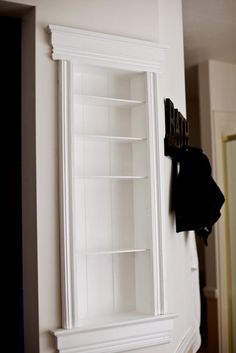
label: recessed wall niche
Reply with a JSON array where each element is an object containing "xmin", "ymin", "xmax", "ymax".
[{"xmin": 49, "ymin": 24, "xmax": 176, "ymax": 353}]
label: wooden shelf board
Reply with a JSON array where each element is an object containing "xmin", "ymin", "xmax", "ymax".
[
  {"xmin": 75, "ymin": 175, "xmax": 147, "ymax": 180},
  {"xmin": 75, "ymin": 94, "xmax": 144, "ymax": 107},
  {"xmin": 76, "ymin": 135, "xmax": 147, "ymax": 143},
  {"xmin": 86, "ymin": 248, "xmax": 150, "ymax": 256}
]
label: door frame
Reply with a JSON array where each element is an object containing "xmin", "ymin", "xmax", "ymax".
[
  {"xmin": 210, "ymin": 110, "xmax": 236, "ymax": 353},
  {"xmin": 0, "ymin": 3, "xmax": 38, "ymax": 352}
]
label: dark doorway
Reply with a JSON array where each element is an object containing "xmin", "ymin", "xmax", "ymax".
[{"xmin": 0, "ymin": 16, "xmax": 23, "ymax": 353}]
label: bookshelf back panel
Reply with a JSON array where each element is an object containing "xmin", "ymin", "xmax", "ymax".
[
  {"xmin": 74, "ymin": 104, "xmax": 147, "ymax": 138},
  {"xmin": 73, "ymin": 65, "xmax": 146, "ymax": 102},
  {"xmin": 74, "ymin": 139, "xmax": 147, "ymax": 176},
  {"xmin": 74, "ymin": 179, "xmax": 151, "ymax": 252},
  {"xmin": 77, "ymin": 252, "xmax": 153, "ymax": 321}
]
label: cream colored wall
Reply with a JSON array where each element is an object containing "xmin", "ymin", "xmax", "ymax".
[
  {"xmin": 209, "ymin": 61, "xmax": 236, "ymax": 112},
  {"xmin": 199, "ymin": 61, "xmax": 236, "ymax": 353},
  {"xmin": 198, "ymin": 61, "xmax": 236, "ymax": 288},
  {"xmin": 199, "ymin": 61, "xmax": 236, "ymax": 292},
  {"xmin": 2, "ymin": 0, "xmax": 200, "ymax": 352}
]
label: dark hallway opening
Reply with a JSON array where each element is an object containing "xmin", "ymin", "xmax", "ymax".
[{"xmin": 0, "ymin": 16, "xmax": 23, "ymax": 353}]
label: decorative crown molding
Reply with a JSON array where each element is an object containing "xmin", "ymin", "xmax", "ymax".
[{"xmin": 48, "ymin": 25, "xmax": 167, "ymax": 72}]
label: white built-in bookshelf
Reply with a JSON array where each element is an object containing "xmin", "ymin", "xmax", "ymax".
[
  {"xmin": 49, "ymin": 24, "xmax": 176, "ymax": 353},
  {"xmin": 72, "ymin": 65, "xmax": 154, "ymax": 326}
]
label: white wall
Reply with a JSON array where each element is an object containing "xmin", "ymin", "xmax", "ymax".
[
  {"xmin": 158, "ymin": 1, "xmax": 200, "ymax": 352},
  {"xmin": 2, "ymin": 0, "xmax": 200, "ymax": 352}
]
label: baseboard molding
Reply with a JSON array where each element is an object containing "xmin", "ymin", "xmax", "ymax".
[{"xmin": 174, "ymin": 326, "xmax": 201, "ymax": 353}]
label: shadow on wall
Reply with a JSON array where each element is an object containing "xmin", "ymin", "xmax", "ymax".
[{"xmin": 185, "ymin": 66, "xmax": 201, "ymax": 148}]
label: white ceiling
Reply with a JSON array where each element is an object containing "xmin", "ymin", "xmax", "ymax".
[{"xmin": 182, "ymin": 0, "xmax": 236, "ymax": 68}]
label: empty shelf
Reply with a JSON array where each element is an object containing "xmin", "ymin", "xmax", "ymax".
[
  {"xmin": 86, "ymin": 248, "xmax": 150, "ymax": 256},
  {"xmin": 75, "ymin": 94, "xmax": 144, "ymax": 107},
  {"xmin": 76, "ymin": 135, "xmax": 147, "ymax": 143},
  {"xmin": 75, "ymin": 175, "xmax": 147, "ymax": 180}
]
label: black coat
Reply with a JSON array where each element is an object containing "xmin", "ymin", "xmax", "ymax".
[{"xmin": 173, "ymin": 147, "xmax": 225, "ymax": 245}]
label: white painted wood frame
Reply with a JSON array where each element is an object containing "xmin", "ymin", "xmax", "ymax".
[{"xmin": 49, "ymin": 25, "xmax": 176, "ymax": 353}]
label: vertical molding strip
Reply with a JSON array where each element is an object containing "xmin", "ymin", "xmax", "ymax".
[
  {"xmin": 146, "ymin": 72, "xmax": 166, "ymax": 315},
  {"xmin": 58, "ymin": 60, "xmax": 75, "ymax": 329},
  {"xmin": 154, "ymin": 73, "xmax": 168, "ymax": 314}
]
